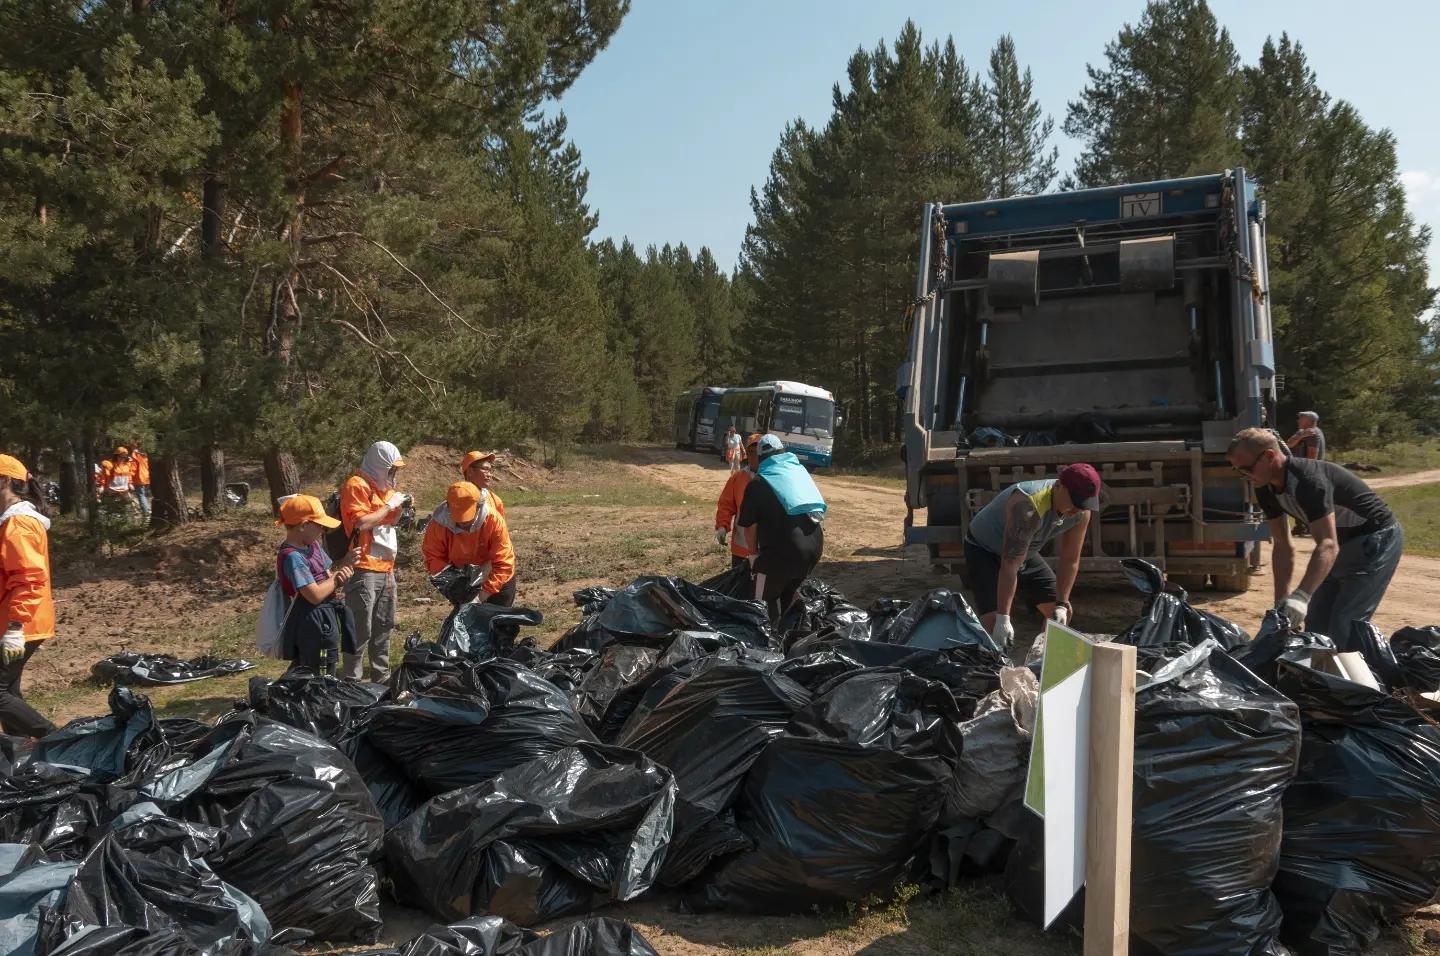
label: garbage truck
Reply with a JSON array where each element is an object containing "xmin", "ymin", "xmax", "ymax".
[{"xmin": 901, "ymin": 170, "xmax": 1276, "ymax": 591}]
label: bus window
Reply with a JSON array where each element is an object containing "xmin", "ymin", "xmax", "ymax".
[
  {"xmin": 699, "ymin": 394, "xmax": 721, "ymax": 422},
  {"xmin": 806, "ymin": 399, "xmax": 835, "ymax": 437},
  {"xmin": 772, "ymin": 394, "xmax": 805, "ymax": 435}
]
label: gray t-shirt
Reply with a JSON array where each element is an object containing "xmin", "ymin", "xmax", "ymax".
[
  {"xmin": 1291, "ymin": 427, "xmax": 1326, "ymax": 460},
  {"xmin": 965, "ymin": 479, "xmax": 1085, "ymax": 557}
]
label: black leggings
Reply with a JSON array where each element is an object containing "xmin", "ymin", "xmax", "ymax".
[{"xmin": 1, "ymin": 640, "xmax": 57, "ymax": 738}]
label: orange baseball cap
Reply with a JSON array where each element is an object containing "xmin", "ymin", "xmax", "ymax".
[
  {"xmin": 460, "ymin": 450, "xmax": 497, "ymax": 472},
  {"xmin": 447, "ymin": 481, "xmax": 482, "ymax": 524},
  {"xmin": 0, "ymin": 454, "xmax": 28, "ymax": 482},
  {"xmin": 276, "ymin": 494, "xmax": 341, "ymax": 529},
  {"xmin": 114, "ymin": 446, "xmax": 130, "ymax": 456},
  {"xmin": 746, "ymin": 433, "xmax": 763, "ymax": 448}
]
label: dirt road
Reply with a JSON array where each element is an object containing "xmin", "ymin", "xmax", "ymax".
[
  {"xmin": 626, "ymin": 448, "xmax": 1435, "ymax": 638},
  {"xmin": 1368, "ymin": 467, "xmax": 1440, "ymax": 490}
]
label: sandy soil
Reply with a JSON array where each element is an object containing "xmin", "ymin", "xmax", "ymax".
[{"xmin": 1369, "ymin": 468, "xmax": 1440, "ymax": 490}]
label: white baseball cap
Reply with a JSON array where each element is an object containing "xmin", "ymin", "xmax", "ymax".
[{"xmin": 757, "ymin": 434, "xmax": 784, "ymax": 456}]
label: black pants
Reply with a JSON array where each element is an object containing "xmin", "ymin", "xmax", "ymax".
[
  {"xmin": 963, "ymin": 538, "xmax": 1057, "ymax": 616},
  {"xmin": 484, "ymin": 576, "xmax": 517, "ymax": 607},
  {"xmin": 1, "ymin": 640, "xmax": 57, "ymax": 738},
  {"xmin": 731, "ymin": 554, "xmax": 750, "ymax": 569}
]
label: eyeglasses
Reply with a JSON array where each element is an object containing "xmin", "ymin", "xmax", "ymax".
[{"xmin": 1232, "ymin": 453, "xmax": 1265, "ymax": 476}]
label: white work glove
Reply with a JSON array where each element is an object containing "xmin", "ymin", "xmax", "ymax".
[
  {"xmin": 715, "ymin": 528, "xmax": 728, "ymax": 547},
  {"xmin": 1277, "ymin": 589, "xmax": 1310, "ymax": 630},
  {"xmin": 990, "ymin": 614, "xmax": 1015, "ymax": 652},
  {"xmin": 385, "ymin": 491, "xmax": 404, "ymax": 511},
  {"xmin": 1052, "ymin": 604, "xmax": 1071, "ymax": 626},
  {"xmin": 2, "ymin": 625, "xmax": 24, "ymax": 664}
]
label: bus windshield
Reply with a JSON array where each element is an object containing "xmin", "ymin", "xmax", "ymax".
[
  {"xmin": 698, "ymin": 394, "xmax": 721, "ymax": 421},
  {"xmin": 772, "ymin": 394, "xmax": 834, "ymax": 438}
]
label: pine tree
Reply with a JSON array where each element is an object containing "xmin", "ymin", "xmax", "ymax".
[
  {"xmin": 1065, "ymin": 0, "xmax": 1242, "ymax": 186},
  {"xmin": 978, "ymin": 35, "xmax": 1057, "ymax": 198}
]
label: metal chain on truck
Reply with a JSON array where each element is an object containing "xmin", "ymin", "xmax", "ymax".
[{"xmin": 901, "ymin": 206, "xmax": 950, "ymax": 331}]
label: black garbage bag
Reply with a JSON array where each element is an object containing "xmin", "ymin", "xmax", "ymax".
[
  {"xmin": 570, "ymin": 645, "xmax": 660, "ymax": 730},
  {"xmin": 615, "ymin": 662, "xmax": 811, "ymax": 885},
  {"xmin": 872, "ymin": 589, "xmax": 998, "ymax": 654},
  {"xmin": 0, "ymin": 764, "xmax": 113, "ymax": 861},
  {"xmin": 1233, "ymin": 611, "xmax": 1338, "ymax": 686},
  {"xmin": 429, "ymin": 564, "xmax": 486, "ymax": 607},
  {"xmin": 1390, "ymin": 626, "xmax": 1440, "ymax": 693},
  {"xmin": 572, "ymin": 585, "xmax": 616, "ymax": 615},
  {"xmin": 34, "ymin": 921, "xmax": 209, "ymax": 955},
  {"xmin": 29, "ymin": 687, "xmax": 170, "ymax": 783},
  {"xmin": 503, "ymin": 646, "xmax": 599, "ymax": 693},
  {"xmin": 698, "ymin": 563, "xmax": 752, "ymax": 599},
  {"xmin": 247, "ymin": 673, "xmax": 417, "ymax": 830},
  {"xmin": 594, "ymin": 635, "xmax": 781, "ymax": 744},
  {"xmin": 367, "ymin": 659, "xmax": 593, "ymax": 797},
  {"xmin": 147, "ymin": 715, "xmax": 385, "ymax": 944},
  {"xmin": 36, "ymin": 803, "xmax": 272, "ymax": 955},
  {"xmin": 1114, "ymin": 559, "xmax": 1250, "ymax": 652},
  {"xmin": 522, "ymin": 918, "xmax": 660, "ymax": 956},
  {"xmin": 91, "ymin": 654, "xmax": 255, "ymax": 688},
  {"xmin": 774, "ymin": 579, "xmax": 869, "ymax": 649},
  {"xmin": 0, "ymin": 854, "xmax": 79, "ymax": 956},
  {"xmin": 1128, "ymin": 642, "xmax": 1300, "ymax": 956},
  {"xmin": 691, "ymin": 668, "xmax": 963, "ymax": 912},
  {"xmin": 778, "ymin": 637, "xmax": 1003, "ymax": 719},
  {"xmin": 247, "ymin": 673, "xmax": 387, "ymax": 741},
  {"xmin": 373, "ymin": 915, "xmax": 660, "ymax": 956},
  {"xmin": 385, "ymin": 743, "xmax": 676, "ymax": 926},
  {"xmin": 390, "ymin": 638, "xmax": 470, "ymax": 696},
  {"xmin": 437, "ymin": 603, "xmax": 544, "ymax": 660},
  {"xmin": 952, "ymin": 668, "xmax": 1037, "ymax": 820},
  {"xmin": 553, "ymin": 576, "xmax": 775, "ymax": 652},
  {"xmin": 1006, "ymin": 642, "xmax": 1300, "ymax": 955},
  {"xmin": 1271, "ymin": 661, "xmax": 1440, "ymax": 956},
  {"xmin": 1343, "ymin": 621, "xmax": 1404, "ymax": 691}
]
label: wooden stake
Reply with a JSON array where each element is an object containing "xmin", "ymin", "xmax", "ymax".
[{"xmin": 1084, "ymin": 641, "xmax": 1136, "ymax": 956}]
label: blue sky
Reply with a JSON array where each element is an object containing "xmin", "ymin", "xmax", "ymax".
[{"xmin": 551, "ymin": 0, "xmax": 1440, "ymax": 280}]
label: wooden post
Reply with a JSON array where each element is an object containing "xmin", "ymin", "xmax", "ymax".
[{"xmin": 1084, "ymin": 641, "xmax": 1136, "ymax": 956}]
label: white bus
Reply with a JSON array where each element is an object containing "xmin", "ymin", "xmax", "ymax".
[
  {"xmin": 673, "ymin": 386, "xmax": 727, "ymax": 451},
  {"xmin": 716, "ymin": 380, "xmax": 838, "ymax": 468}
]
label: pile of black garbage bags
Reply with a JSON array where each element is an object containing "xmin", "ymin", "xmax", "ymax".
[
  {"xmin": 6, "ymin": 563, "xmax": 1440, "ymax": 956},
  {"xmin": 1005, "ymin": 558, "xmax": 1440, "ymax": 956}
]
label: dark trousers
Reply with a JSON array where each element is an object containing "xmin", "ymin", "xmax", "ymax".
[
  {"xmin": 1, "ymin": 640, "xmax": 57, "ymax": 738},
  {"xmin": 1307, "ymin": 524, "xmax": 1404, "ymax": 640},
  {"xmin": 731, "ymin": 554, "xmax": 750, "ymax": 569},
  {"xmin": 484, "ymin": 576, "xmax": 517, "ymax": 607}
]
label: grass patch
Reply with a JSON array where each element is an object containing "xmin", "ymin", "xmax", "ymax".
[
  {"xmin": 1334, "ymin": 440, "xmax": 1440, "ymax": 476},
  {"xmin": 502, "ymin": 477, "xmax": 691, "ymax": 509},
  {"xmin": 1382, "ymin": 483, "xmax": 1440, "ymax": 558}
]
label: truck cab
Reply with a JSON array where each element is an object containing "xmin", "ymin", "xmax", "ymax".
[{"xmin": 902, "ymin": 170, "xmax": 1276, "ymax": 590}]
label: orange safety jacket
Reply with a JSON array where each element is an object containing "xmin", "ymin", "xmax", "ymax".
[
  {"xmin": 421, "ymin": 493, "xmax": 515, "ymax": 596},
  {"xmin": 340, "ymin": 472, "xmax": 401, "ymax": 573},
  {"xmin": 1, "ymin": 506, "xmax": 55, "ymax": 642},
  {"xmin": 96, "ymin": 458, "xmax": 138, "ymax": 494},
  {"xmin": 715, "ymin": 468, "xmax": 757, "ymax": 558},
  {"xmin": 132, "ymin": 452, "xmax": 151, "ymax": 486}
]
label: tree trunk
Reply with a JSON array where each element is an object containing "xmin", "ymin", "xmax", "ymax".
[
  {"xmin": 149, "ymin": 455, "xmax": 187, "ymax": 530},
  {"xmin": 263, "ymin": 447, "xmax": 300, "ymax": 513},
  {"xmin": 83, "ymin": 439, "xmax": 99, "ymax": 534},
  {"xmin": 200, "ymin": 444, "xmax": 225, "ymax": 516},
  {"xmin": 58, "ymin": 439, "xmax": 83, "ymax": 517}
]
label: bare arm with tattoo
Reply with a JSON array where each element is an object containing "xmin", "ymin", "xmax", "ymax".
[{"xmin": 995, "ymin": 493, "xmax": 1043, "ymax": 617}]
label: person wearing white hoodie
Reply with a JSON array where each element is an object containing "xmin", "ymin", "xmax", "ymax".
[
  {"xmin": 339, "ymin": 441, "xmax": 408, "ymax": 682},
  {"xmin": 0, "ymin": 454, "xmax": 57, "ymax": 738}
]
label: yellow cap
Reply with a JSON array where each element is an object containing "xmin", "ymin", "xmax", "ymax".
[
  {"xmin": 114, "ymin": 446, "xmax": 130, "ymax": 456},
  {"xmin": 447, "ymin": 481, "xmax": 482, "ymax": 525},
  {"xmin": 0, "ymin": 455, "xmax": 28, "ymax": 482},
  {"xmin": 276, "ymin": 494, "xmax": 341, "ymax": 529}
]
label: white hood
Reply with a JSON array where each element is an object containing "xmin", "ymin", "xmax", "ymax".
[
  {"xmin": 0, "ymin": 500, "xmax": 51, "ymax": 531},
  {"xmin": 358, "ymin": 441, "xmax": 404, "ymax": 492}
]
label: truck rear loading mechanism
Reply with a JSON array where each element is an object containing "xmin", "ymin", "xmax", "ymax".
[{"xmin": 901, "ymin": 170, "xmax": 1276, "ymax": 591}]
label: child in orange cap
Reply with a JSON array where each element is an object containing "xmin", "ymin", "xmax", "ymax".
[{"xmin": 276, "ymin": 495, "xmax": 361, "ymax": 676}]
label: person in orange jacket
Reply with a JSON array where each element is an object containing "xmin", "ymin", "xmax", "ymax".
[
  {"xmin": 715, "ymin": 434, "xmax": 762, "ymax": 568},
  {"xmin": 461, "ymin": 450, "xmax": 505, "ymax": 516},
  {"xmin": 423, "ymin": 481, "xmax": 517, "ymax": 606},
  {"xmin": 0, "ymin": 454, "xmax": 57, "ymax": 738},
  {"xmin": 128, "ymin": 439, "xmax": 152, "ymax": 519},
  {"xmin": 96, "ymin": 447, "xmax": 139, "ymax": 506},
  {"xmin": 339, "ymin": 440, "xmax": 408, "ymax": 682}
]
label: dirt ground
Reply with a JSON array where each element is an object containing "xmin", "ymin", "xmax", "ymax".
[{"xmin": 21, "ymin": 444, "xmax": 1440, "ymax": 955}]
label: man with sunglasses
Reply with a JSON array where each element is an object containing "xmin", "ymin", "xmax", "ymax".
[{"xmin": 1227, "ymin": 427, "xmax": 1402, "ymax": 638}]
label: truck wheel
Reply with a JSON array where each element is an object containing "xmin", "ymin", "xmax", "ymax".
[{"xmin": 1211, "ymin": 573, "xmax": 1251, "ymax": 594}]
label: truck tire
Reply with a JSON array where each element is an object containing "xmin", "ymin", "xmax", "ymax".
[{"xmin": 1211, "ymin": 572, "xmax": 1251, "ymax": 594}]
